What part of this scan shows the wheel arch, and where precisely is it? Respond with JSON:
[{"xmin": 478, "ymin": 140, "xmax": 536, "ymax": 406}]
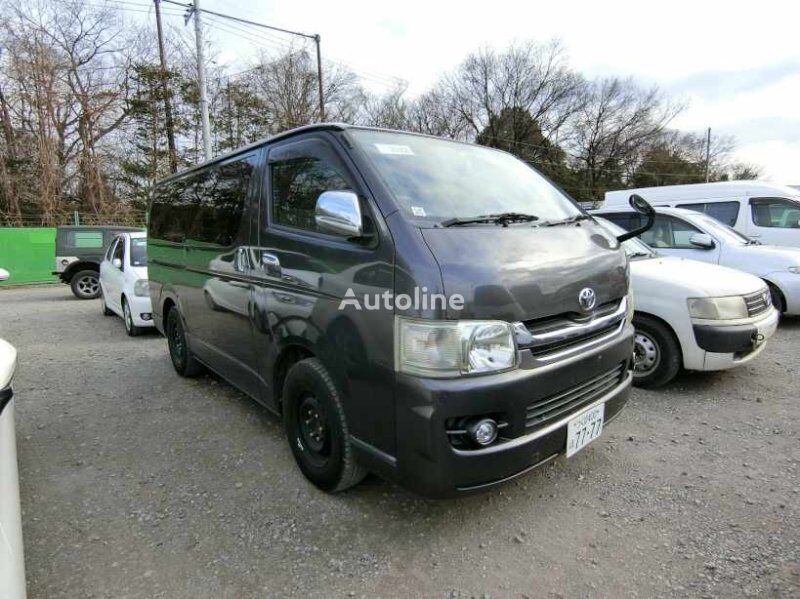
[{"xmin": 273, "ymin": 343, "xmax": 315, "ymax": 413}]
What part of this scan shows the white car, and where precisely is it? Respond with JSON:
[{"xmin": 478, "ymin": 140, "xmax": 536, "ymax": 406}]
[
  {"xmin": 604, "ymin": 181, "xmax": 800, "ymax": 247},
  {"xmin": 596, "ymin": 219, "xmax": 779, "ymax": 387},
  {"xmin": 99, "ymin": 232, "xmax": 154, "ymax": 336},
  {"xmin": 0, "ymin": 332, "xmax": 26, "ymax": 599},
  {"xmin": 594, "ymin": 206, "xmax": 800, "ymax": 316}
]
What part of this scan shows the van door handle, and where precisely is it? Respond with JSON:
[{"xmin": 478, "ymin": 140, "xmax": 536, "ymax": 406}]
[{"xmin": 260, "ymin": 252, "xmax": 281, "ymax": 276}]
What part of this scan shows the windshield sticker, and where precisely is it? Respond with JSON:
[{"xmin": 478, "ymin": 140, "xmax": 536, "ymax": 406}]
[
  {"xmin": 410, "ymin": 206, "xmax": 427, "ymax": 217},
  {"xmin": 375, "ymin": 143, "xmax": 415, "ymax": 156}
]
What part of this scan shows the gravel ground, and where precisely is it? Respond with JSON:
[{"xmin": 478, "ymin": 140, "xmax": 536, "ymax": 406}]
[{"xmin": 1, "ymin": 284, "xmax": 798, "ymax": 598}]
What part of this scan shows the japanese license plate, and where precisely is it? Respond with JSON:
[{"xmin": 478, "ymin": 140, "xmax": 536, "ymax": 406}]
[{"xmin": 566, "ymin": 403, "xmax": 605, "ymax": 457}]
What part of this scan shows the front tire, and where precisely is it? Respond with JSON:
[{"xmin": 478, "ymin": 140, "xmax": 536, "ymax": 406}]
[
  {"xmin": 70, "ymin": 270, "xmax": 100, "ymax": 299},
  {"xmin": 165, "ymin": 307, "xmax": 203, "ymax": 377},
  {"xmin": 122, "ymin": 297, "xmax": 144, "ymax": 337},
  {"xmin": 283, "ymin": 358, "xmax": 366, "ymax": 493},
  {"xmin": 632, "ymin": 314, "xmax": 682, "ymax": 388}
]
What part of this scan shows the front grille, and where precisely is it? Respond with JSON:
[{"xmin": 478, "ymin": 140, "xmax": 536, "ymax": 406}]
[
  {"xmin": 744, "ymin": 289, "xmax": 771, "ymax": 317},
  {"xmin": 520, "ymin": 298, "xmax": 626, "ymax": 359},
  {"xmin": 525, "ymin": 362, "xmax": 626, "ymax": 430}
]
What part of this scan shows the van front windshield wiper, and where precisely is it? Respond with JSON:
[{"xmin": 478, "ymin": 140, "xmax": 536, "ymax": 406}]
[
  {"xmin": 440, "ymin": 212, "xmax": 539, "ymax": 228},
  {"xmin": 538, "ymin": 214, "xmax": 592, "ymax": 227}
]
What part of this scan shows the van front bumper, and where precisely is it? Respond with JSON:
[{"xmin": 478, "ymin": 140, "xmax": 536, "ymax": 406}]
[{"xmin": 390, "ymin": 324, "xmax": 634, "ymax": 498}]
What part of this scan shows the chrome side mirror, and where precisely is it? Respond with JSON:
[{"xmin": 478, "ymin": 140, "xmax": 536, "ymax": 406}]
[
  {"xmin": 0, "ymin": 267, "xmax": 9, "ymax": 281},
  {"xmin": 112, "ymin": 258, "xmax": 122, "ymax": 269},
  {"xmin": 315, "ymin": 191, "xmax": 362, "ymax": 237},
  {"xmin": 689, "ymin": 233, "xmax": 715, "ymax": 249}
]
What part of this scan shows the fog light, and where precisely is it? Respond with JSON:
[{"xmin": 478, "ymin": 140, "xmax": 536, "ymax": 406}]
[
  {"xmin": 141, "ymin": 313, "xmax": 152, "ymax": 321},
  {"xmin": 468, "ymin": 418, "xmax": 498, "ymax": 446}
]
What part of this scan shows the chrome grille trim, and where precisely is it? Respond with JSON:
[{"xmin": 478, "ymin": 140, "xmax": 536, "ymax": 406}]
[{"xmin": 744, "ymin": 289, "xmax": 771, "ymax": 317}]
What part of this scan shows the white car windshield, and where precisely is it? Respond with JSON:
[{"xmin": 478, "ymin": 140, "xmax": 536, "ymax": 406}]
[{"xmin": 692, "ymin": 214, "xmax": 755, "ymax": 245}]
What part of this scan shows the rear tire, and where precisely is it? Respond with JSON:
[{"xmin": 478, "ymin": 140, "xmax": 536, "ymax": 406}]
[
  {"xmin": 632, "ymin": 314, "xmax": 682, "ymax": 388},
  {"xmin": 122, "ymin": 297, "xmax": 144, "ymax": 337},
  {"xmin": 283, "ymin": 358, "xmax": 366, "ymax": 493},
  {"xmin": 165, "ymin": 307, "xmax": 203, "ymax": 377},
  {"xmin": 70, "ymin": 270, "xmax": 100, "ymax": 299}
]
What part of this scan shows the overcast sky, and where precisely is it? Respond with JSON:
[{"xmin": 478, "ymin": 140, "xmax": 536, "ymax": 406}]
[{"xmin": 163, "ymin": 0, "xmax": 800, "ymax": 183}]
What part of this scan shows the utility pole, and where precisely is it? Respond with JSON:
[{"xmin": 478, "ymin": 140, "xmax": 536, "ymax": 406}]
[
  {"xmin": 186, "ymin": 0, "xmax": 212, "ymax": 161},
  {"xmin": 705, "ymin": 127, "xmax": 711, "ymax": 183},
  {"xmin": 314, "ymin": 34, "xmax": 325, "ymax": 121},
  {"xmin": 154, "ymin": 0, "xmax": 178, "ymax": 173},
  {"xmin": 180, "ymin": 5, "xmax": 324, "ymax": 124}
]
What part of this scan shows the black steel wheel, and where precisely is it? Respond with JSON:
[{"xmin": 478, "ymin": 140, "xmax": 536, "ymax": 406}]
[
  {"xmin": 283, "ymin": 358, "xmax": 366, "ymax": 492},
  {"xmin": 165, "ymin": 307, "xmax": 202, "ymax": 377}
]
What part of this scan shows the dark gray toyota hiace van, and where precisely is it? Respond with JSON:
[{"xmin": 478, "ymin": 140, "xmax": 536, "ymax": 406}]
[{"xmin": 148, "ymin": 124, "xmax": 638, "ymax": 497}]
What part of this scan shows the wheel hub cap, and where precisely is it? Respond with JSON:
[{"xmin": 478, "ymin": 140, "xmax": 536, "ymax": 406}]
[{"xmin": 633, "ymin": 332, "xmax": 660, "ymax": 375}]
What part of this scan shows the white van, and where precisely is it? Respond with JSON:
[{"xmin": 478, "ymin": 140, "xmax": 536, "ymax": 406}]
[{"xmin": 604, "ymin": 181, "xmax": 800, "ymax": 248}]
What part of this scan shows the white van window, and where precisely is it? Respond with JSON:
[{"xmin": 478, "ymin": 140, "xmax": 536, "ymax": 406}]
[
  {"xmin": 640, "ymin": 215, "xmax": 702, "ymax": 249},
  {"xmin": 677, "ymin": 201, "xmax": 739, "ymax": 226},
  {"xmin": 750, "ymin": 198, "xmax": 800, "ymax": 229}
]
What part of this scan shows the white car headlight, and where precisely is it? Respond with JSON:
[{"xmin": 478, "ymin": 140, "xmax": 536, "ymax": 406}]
[
  {"xmin": 395, "ymin": 317, "xmax": 516, "ymax": 377},
  {"xmin": 687, "ymin": 296, "xmax": 748, "ymax": 320},
  {"xmin": 788, "ymin": 266, "xmax": 800, "ymax": 275},
  {"xmin": 133, "ymin": 279, "xmax": 150, "ymax": 297}
]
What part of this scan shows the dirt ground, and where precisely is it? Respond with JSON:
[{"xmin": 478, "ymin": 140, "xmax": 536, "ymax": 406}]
[{"xmin": 1, "ymin": 285, "xmax": 798, "ymax": 598}]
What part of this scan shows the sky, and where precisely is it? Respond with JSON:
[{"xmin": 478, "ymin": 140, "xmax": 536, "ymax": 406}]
[{"xmin": 156, "ymin": 0, "xmax": 800, "ymax": 183}]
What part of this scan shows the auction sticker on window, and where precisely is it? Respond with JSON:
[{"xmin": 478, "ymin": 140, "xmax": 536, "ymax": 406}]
[
  {"xmin": 566, "ymin": 402, "xmax": 605, "ymax": 457},
  {"xmin": 374, "ymin": 143, "xmax": 415, "ymax": 155}
]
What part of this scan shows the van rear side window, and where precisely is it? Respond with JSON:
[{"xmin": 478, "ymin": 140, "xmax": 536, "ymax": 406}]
[
  {"xmin": 750, "ymin": 197, "xmax": 800, "ymax": 229},
  {"xmin": 676, "ymin": 201, "xmax": 739, "ymax": 226},
  {"xmin": 150, "ymin": 153, "xmax": 257, "ymax": 245}
]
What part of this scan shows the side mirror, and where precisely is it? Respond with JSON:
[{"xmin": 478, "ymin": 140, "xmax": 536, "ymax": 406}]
[
  {"xmin": 0, "ymin": 267, "xmax": 9, "ymax": 281},
  {"xmin": 689, "ymin": 233, "xmax": 715, "ymax": 249},
  {"xmin": 112, "ymin": 258, "xmax": 122, "ymax": 269},
  {"xmin": 315, "ymin": 191, "xmax": 363, "ymax": 237},
  {"xmin": 616, "ymin": 194, "xmax": 656, "ymax": 242}
]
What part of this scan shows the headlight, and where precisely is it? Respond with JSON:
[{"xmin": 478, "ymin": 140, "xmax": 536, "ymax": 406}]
[
  {"xmin": 687, "ymin": 296, "xmax": 748, "ymax": 320},
  {"xmin": 788, "ymin": 266, "xmax": 800, "ymax": 275},
  {"xmin": 395, "ymin": 317, "xmax": 516, "ymax": 377},
  {"xmin": 133, "ymin": 279, "xmax": 150, "ymax": 297},
  {"xmin": 625, "ymin": 289, "xmax": 634, "ymax": 324}
]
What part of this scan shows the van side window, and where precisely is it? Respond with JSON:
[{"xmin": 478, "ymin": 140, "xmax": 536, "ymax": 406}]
[
  {"xmin": 677, "ymin": 201, "xmax": 739, "ymax": 226},
  {"xmin": 750, "ymin": 198, "xmax": 800, "ymax": 229},
  {"xmin": 271, "ymin": 156, "xmax": 352, "ymax": 232},
  {"xmin": 150, "ymin": 179, "xmax": 188, "ymax": 243},
  {"xmin": 189, "ymin": 155, "xmax": 257, "ymax": 246},
  {"xmin": 640, "ymin": 215, "xmax": 702, "ymax": 249}
]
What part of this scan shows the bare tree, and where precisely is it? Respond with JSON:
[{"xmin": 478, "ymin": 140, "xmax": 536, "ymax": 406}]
[{"xmin": 568, "ymin": 76, "xmax": 683, "ymax": 197}]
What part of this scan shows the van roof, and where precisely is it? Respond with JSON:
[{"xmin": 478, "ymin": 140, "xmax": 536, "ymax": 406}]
[{"xmin": 604, "ymin": 180, "xmax": 800, "ymax": 206}]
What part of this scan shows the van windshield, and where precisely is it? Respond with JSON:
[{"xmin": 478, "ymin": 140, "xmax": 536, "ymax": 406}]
[{"xmin": 348, "ymin": 130, "xmax": 581, "ymax": 224}]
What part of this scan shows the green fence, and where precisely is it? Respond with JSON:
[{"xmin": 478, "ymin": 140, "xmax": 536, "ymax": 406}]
[{"xmin": 0, "ymin": 227, "xmax": 58, "ymax": 286}]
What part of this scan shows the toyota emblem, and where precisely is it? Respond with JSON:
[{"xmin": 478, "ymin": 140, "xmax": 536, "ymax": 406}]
[{"xmin": 578, "ymin": 287, "xmax": 597, "ymax": 311}]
